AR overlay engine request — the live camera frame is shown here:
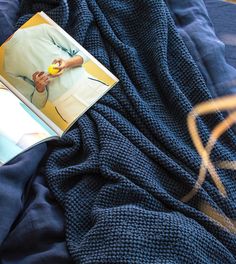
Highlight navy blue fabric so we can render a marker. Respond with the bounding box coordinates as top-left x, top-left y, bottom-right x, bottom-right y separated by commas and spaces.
0, 0, 20, 44
0, 143, 72, 263
1, 0, 236, 263
205, 0, 236, 70
14, 0, 236, 263
167, 0, 236, 97
0, 144, 46, 244
0, 171, 72, 264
